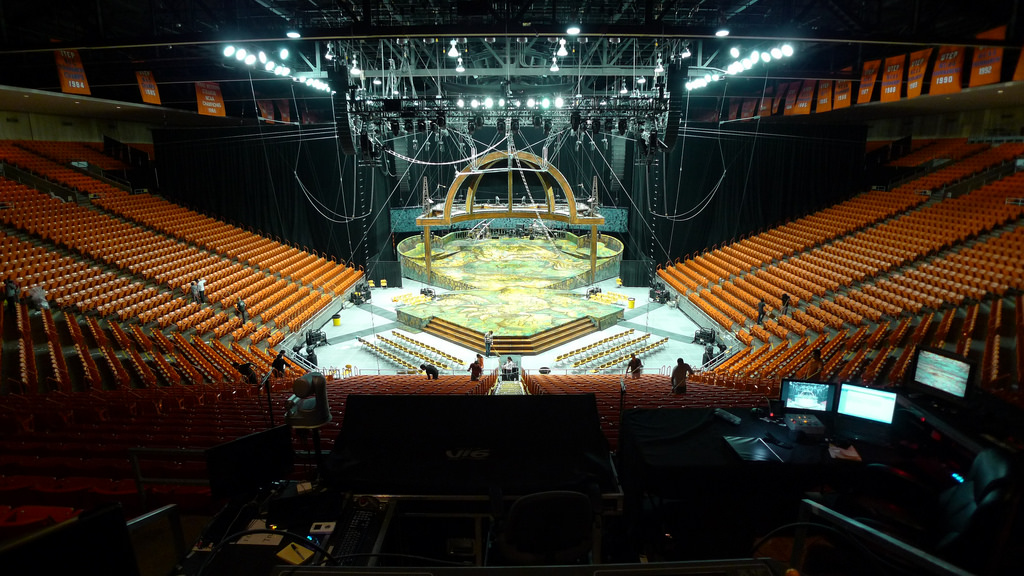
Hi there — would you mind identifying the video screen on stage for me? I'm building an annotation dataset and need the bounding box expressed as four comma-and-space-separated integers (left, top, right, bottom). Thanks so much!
836, 384, 898, 424
779, 379, 836, 414
912, 347, 972, 401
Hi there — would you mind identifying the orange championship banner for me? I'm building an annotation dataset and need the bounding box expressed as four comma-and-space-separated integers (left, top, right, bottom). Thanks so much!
816, 80, 833, 113
793, 80, 815, 115
880, 55, 905, 102
758, 86, 773, 116
54, 49, 91, 95
276, 100, 291, 123
257, 100, 276, 122
906, 48, 932, 99
931, 45, 964, 95
740, 98, 757, 119
969, 26, 1006, 87
782, 81, 801, 115
1015, 45, 1024, 81
135, 71, 161, 105
195, 82, 226, 117
772, 82, 787, 114
833, 68, 853, 110
857, 59, 881, 104
728, 99, 740, 121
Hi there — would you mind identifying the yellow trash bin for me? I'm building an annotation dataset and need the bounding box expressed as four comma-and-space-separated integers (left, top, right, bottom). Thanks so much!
332, 313, 341, 326
627, 297, 635, 309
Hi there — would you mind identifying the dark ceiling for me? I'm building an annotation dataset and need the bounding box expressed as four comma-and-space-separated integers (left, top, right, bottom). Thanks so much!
0, 1, 1020, 123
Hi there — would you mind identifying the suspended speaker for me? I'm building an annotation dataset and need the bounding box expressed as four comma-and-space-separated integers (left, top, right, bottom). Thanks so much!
334, 92, 357, 155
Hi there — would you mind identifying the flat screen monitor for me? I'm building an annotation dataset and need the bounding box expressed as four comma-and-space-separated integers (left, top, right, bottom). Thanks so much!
836, 384, 898, 424
910, 347, 973, 403
205, 425, 295, 501
779, 378, 836, 415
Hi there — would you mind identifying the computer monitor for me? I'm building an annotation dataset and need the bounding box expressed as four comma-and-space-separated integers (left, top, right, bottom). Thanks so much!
909, 347, 973, 405
205, 425, 295, 501
836, 384, 898, 424
779, 378, 836, 415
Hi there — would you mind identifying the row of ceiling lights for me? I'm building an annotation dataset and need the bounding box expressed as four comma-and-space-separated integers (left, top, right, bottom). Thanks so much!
685, 43, 794, 90
222, 44, 333, 93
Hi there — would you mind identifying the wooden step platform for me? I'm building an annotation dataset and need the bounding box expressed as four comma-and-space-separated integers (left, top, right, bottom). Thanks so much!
425, 317, 598, 356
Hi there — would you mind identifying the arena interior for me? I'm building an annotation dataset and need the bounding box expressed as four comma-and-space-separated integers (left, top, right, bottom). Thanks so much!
1, 2, 1024, 575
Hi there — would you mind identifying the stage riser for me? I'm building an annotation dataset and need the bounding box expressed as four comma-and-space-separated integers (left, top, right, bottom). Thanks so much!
425, 318, 597, 356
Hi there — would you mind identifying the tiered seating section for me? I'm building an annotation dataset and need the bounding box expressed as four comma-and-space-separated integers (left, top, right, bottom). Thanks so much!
657, 139, 1024, 397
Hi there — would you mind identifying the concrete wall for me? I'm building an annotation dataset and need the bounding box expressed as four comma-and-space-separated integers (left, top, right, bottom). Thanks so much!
867, 104, 1024, 141
0, 110, 154, 143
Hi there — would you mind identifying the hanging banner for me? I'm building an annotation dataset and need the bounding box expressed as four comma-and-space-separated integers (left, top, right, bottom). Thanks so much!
54, 50, 91, 95
816, 80, 833, 113
931, 46, 964, 95
257, 100, 276, 122
969, 26, 1006, 87
857, 59, 881, 104
759, 87, 773, 116
740, 98, 757, 119
135, 71, 161, 105
195, 82, 226, 117
906, 48, 932, 99
276, 99, 291, 123
833, 68, 853, 110
880, 54, 905, 102
793, 80, 815, 115
772, 82, 787, 114
1015, 45, 1024, 81
728, 99, 740, 120
782, 81, 801, 115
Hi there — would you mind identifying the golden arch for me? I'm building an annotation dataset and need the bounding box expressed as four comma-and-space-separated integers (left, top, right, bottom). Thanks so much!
415, 149, 604, 284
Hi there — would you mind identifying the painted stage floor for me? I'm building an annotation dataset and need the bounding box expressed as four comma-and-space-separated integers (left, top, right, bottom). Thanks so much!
312, 277, 720, 379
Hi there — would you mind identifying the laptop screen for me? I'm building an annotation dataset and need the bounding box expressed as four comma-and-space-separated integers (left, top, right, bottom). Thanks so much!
836, 384, 897, 424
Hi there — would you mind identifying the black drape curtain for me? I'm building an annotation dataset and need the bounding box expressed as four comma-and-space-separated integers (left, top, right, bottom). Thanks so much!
628, 121, 867, 269
153, 121, 864, 275
153, 124, 392, 268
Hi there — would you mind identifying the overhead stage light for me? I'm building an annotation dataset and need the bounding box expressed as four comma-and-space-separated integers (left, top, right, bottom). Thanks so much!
781, 44, 794, 57
235, 48, 247, 61
448, 39, 459, 58
761, 52, 771, 63
279, 48, 289, 60
286, 30, 301, 39
654, 57, 664, 74
258, 51, 267, 64
541, 97, 550, 108
223, 45, 236, 57
456, 57, 465, 73
771, 47, 782, 59
265, 61, 276, 71
567, 25, 581, 35
350, 58, 361, 75
557, 39, 568, 57
484, 97, 494, 108
244, 54, 256, 65
730, 47, 740, 58
554, 96, 564, 108
681, 46, 692, 58
550, 56, 559, 72
715, 28, 729, 37
526, 97, 536, 107
619, 80, 628, 94
637, 76, 646, 85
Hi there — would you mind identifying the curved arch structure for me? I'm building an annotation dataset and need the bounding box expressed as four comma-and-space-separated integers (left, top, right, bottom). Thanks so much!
415, 150, 605, 284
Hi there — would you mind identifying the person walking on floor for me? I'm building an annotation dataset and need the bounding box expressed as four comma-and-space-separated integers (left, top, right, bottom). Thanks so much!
627, 353, 643, 379
756, 298, 766, 325
468, 354, 484, 381
484, 330, 494, 357
189, 281, 200, 304
236, 298, 248, 324
780, 293, 791, 317
671, 358, 695, 394
197, 277, 207, 303
4, 277, 18, 311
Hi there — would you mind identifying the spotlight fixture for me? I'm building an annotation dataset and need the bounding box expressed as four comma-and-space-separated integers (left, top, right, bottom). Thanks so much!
637, 76, 646, 85
223, 45, 236, 57
550, 56, 559, 72
619, 80, 628, 94
557, 39, 568, 57
554, 96, 564, 108
456, 57, 465, 73
448, 39, 459, 58
350, 57, 361, 75
470, 98, 479, 108
654, 56, 664, 74
567, 24, 581, 35
730, 47, 740, 58
324, 43, 334, 61
234, 48, 247, 61
715, 28, 729, 37
373, 78, 382, 85
484, 97, 494, 108
286, 30, 301, 39
457, 98, 465, 108
761, 52, 771, 63
680, 43, 692, 58
244, 54, 257, 65
771, 47, 783, 59
781, 44, 794, 57
279, 48, 289, 60
265, 61, 276, 71
541, 97, 551, 108
526, 98, 536, 107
